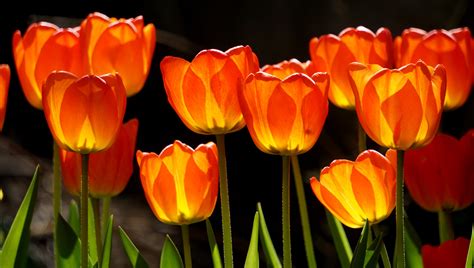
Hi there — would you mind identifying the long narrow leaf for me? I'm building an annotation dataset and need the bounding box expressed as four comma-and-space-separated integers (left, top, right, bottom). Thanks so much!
118, 226, 149, 268
205, 219, 222, 268
364, 233, 383, 268
160, 235, 183, 268
405, 214, 422, 268
0, 165, 40, 268
245, 212, 260, 268
257, 203, 281, 267
56, 214, 80, 267
88, 198, 98, 265
101, 215, 113, 268
68, 200, 80, 236
326, 210, 352, 268
466, 225, 474, 268
350, 220, 369, 268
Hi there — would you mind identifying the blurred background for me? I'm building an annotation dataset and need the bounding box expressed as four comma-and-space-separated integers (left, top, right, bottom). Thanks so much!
0, 0, 473, 266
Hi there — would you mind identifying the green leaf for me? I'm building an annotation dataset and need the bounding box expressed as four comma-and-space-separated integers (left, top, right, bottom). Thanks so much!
88, 198, 98, 265
245, 212, 260, 268
118, 226, 149, 268
350, 220, 369, 268
68, 200, 80, 237
326, 209, 352, 268
466, 224, 474, 268
101, 215, 113, 268
364, 233, 383, 268
56, 214, 80, 268
257, 203, 281, 268
160, 234, 184, 268
405, 215, 422, 268
0, 165, 40, 268
205, 219, 222, 268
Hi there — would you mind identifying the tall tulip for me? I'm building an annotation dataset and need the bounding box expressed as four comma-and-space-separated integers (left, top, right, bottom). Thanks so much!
0, 65, 10, 130
394, 28, 472, 109
80, 12, 156, 96
60, 119, 139, 197
310, 149, 396, 228
13, 23, 82, 109
309, 26, 393, 109
422, 238, 470, 268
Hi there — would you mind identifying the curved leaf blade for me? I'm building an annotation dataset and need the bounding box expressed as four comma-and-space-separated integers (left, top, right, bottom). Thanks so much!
205, 219, 222, 268
101, 215, 114, 268
257, 203, 281, 268
160, 235, 183, 268
244, 211, 260, 268
118, 226, 149, 268
56, 214, 80, 267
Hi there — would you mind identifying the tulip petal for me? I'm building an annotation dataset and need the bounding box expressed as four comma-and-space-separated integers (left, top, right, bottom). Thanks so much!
0, 65, 10, 130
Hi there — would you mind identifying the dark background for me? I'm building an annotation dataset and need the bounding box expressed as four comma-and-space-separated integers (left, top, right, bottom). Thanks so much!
0, 0, 473, 267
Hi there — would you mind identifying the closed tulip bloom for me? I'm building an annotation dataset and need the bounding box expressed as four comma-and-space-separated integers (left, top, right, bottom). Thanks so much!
310, 150, 396, 228
42, 71, 126, 153
394, 28, 472, 109
261, 59, 317, 79
239, 71, 329, 155
60, 119, 139, 197
136, 141, 219, 225
386, 130, 474, 212
422, 238, 470, 268
80, 12, 156, 96
0, 65, 10, 130
161, 45, 259, 135
309, 26, 393, 109
13, 23, 82, 109
348, 61, 446, 150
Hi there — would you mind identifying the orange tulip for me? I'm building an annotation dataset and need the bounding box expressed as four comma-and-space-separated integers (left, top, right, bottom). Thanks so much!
348, 60, 446, 150
136, 141, 219, 225
80, 12, 156, 96
239, 71, 329, 155
60, 119, 138, 197
161, 45, 259, 135
0, 65, 10, 130
13, 23, 82, 109
261, 59, 317, 79
309, 26, 393, 109
386, 130, 474, 212
42, 71, 126, 153
310, 150, 396, 228
422, 238, 470, 268
394, 28, 472, 109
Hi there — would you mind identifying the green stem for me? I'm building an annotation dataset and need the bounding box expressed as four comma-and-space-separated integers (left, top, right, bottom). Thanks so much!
182, 225, 192, 268
325, 210, 352, 268
290, 155, 316, 268
53, 142, 61, 267
92, 198, 102, 264
357, 120, 366, 152
438, 210, 454, 243
101, 197, 111, 241
282, 155, 291, 268
81, 154, 90, 268
373, 225, 391, 268
216, 134, 233, 268
394, 150, 405, 268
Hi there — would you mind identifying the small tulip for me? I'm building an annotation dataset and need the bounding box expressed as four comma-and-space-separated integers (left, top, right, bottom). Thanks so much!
60, 119, 138, 197
310, 150, 396, 228
239, 71, 329, 155
394, 28, 472, 109
309, 26, 393, 109
161, 45, 259, 135
136, 141, 219, 225
422, 237, 470, 268
261, 59, 317, 79
0, 65, 10, 130
348, 60, 446, 150
13, 23, 82, 109
42, 71, 126, 153
80, 12, 156, 96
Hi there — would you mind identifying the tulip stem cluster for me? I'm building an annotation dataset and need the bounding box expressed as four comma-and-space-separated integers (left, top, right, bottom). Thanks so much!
52, 142, 61, 267
290, 155, 317, 268
281, 155, 292, 268
181, 225, 192, 268
80, 154, 90, 268
215, 134, 233, 268
438, 210, 454, 243
395, 150, 405, 268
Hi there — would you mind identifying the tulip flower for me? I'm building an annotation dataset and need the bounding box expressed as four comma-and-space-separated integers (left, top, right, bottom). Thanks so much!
42, 71, 127, 154
160, 45, 259, 135
239, 71, 329, 155
422, 238, 470, 268
13, 23, 82, 109
309, 26, 393, 109
394, 28, 472, 109
348, 60, 446, 150
261, 59, 317, 79
80, 12, 156, 96
310, 150, 396, 228
0, 65, 10, 130
60, 119, 139, 197
136, 141, 219, 225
